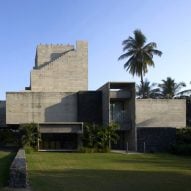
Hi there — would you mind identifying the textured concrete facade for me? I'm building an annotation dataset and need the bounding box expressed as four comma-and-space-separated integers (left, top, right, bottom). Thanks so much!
6, 92, 77, 124
31, 41, 88, 92
6, 41, 87, 125
136, 99, 186, 128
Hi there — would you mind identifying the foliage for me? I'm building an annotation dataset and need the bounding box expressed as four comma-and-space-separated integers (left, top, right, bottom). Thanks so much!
171, 144, 191, 156
19, 123, 40, 149
170, 128, 191, 156
83, 123, 119, 152
159, 77, 186, 98
83, 123, 98, 148
118, 29, 162, 98
176, 128, 191, 144
136, 79, 161, 98
96, 123, 119, 150
24, 145, 35, 154
0, 129, 19, 147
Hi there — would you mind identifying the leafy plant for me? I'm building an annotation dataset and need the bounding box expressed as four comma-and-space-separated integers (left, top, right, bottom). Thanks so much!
82, 123, 119, 152
19, 123, 40, 150
170, 128, 191, 155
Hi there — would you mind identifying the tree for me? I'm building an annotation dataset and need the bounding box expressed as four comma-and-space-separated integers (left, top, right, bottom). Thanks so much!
118, 29, 162, 98
136, 79, 161, 98
159, 77, 186, 98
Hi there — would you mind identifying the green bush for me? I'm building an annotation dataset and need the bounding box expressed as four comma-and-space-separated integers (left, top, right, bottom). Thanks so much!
171, 144, 191, 156
24, 145, 35, 154
82, 123, 119, 152
170, 128, 191, 155
176, 128, 191, 144
0, 129, 19, 147
19, 123, 40, 150
79, 147, 111, 153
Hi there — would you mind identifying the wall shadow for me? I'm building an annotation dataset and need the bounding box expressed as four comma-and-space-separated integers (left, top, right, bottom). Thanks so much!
0, 151, 16, 187
45, 94, 77, 122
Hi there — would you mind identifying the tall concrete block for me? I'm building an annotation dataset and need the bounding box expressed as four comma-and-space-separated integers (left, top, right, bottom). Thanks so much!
31, 41, 88, 92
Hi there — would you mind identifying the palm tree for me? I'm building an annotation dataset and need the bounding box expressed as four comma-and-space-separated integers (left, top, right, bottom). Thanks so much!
136, 79, 161, 98
159, 77, 186, 98
118, 29, 162, 98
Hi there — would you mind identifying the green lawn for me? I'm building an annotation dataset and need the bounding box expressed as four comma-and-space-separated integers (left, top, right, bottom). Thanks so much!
0, 151, 15, 188
27, 152, 191, 191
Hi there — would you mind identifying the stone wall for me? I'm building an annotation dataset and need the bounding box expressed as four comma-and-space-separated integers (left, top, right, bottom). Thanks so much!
31, 41, 88, 92
136, 99, 186, 128
6, 92, 77, 124
137, 127, 176, 152
9, 149, 27, 188
0, 101, 6, 126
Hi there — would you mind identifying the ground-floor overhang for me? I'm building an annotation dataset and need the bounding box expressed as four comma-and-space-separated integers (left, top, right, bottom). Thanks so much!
37, 122, 83, 151
38, 122, 83, 134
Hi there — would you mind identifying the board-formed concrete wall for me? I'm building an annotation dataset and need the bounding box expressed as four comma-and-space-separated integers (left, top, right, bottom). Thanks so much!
136, 99, 186, 128
31, 41, 88, 92
6, 92, 77, 124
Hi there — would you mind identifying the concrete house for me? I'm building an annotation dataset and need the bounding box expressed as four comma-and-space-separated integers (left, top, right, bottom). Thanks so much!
0, 40, 187, 152
5, 41, 136, 151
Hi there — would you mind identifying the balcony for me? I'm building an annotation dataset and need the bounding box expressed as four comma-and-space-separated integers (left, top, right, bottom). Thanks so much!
110, 90, 131, 99
110, 111, 132, 130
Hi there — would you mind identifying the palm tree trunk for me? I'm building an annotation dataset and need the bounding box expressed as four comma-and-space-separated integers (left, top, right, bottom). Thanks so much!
140, 72, 144, 98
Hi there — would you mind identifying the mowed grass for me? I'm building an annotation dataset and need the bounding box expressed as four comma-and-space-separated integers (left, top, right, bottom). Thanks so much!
0, 151, 15, 188
27, 152, 191, 191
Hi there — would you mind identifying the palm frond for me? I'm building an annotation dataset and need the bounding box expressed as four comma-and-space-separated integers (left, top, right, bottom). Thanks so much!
118, 50, 135, 60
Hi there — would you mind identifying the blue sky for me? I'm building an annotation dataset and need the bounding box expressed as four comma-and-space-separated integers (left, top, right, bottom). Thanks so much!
0, 0, 191, 99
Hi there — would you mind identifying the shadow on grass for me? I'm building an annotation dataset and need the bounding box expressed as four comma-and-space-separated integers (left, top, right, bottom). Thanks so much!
29, 168, 191, 191
112, 154, 191, 171
0, 151, 16, 188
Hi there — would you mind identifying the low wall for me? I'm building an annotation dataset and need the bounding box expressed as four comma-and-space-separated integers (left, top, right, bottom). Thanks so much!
9, 149, 27, 188
137, 127, 176, 152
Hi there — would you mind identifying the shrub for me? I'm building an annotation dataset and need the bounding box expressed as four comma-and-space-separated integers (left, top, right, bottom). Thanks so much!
176, 128, 191, 144
171, 144, 191, 156
170, 128, 191, 155
0, 129, 19, 147
82, 123, 119, 152
19, 123, 40, 150
24, 145, 35, 154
